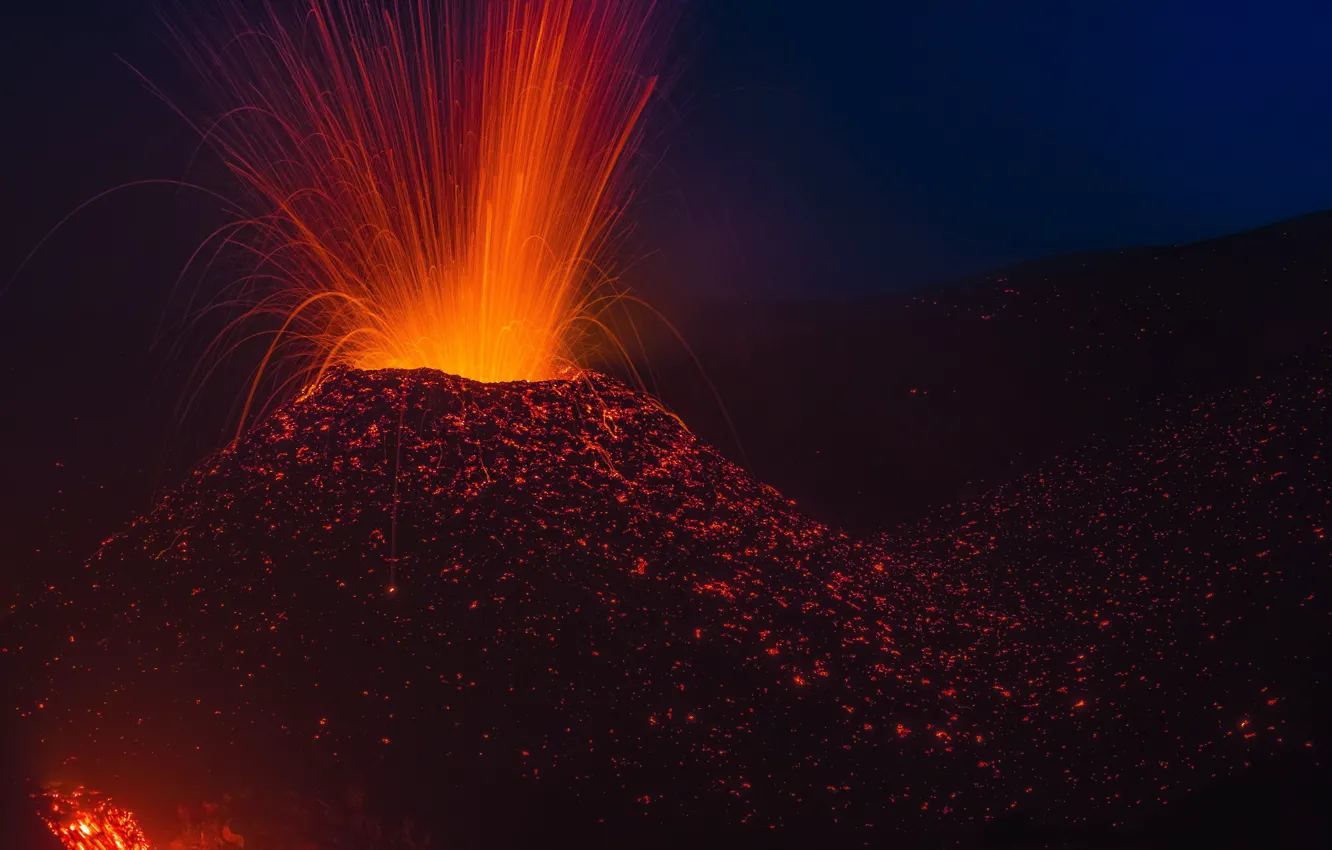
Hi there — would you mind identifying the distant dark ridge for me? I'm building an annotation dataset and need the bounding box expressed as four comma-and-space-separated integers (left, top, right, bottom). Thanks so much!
926, 208, 1332, 300
626, 211, 1332, 532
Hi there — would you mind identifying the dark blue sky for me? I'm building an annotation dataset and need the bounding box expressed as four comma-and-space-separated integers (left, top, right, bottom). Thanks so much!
3, 0, 1331, 299
644, 0, 1332, 295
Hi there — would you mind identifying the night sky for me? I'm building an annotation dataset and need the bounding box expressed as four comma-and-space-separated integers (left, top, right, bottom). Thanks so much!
658, 0, 1332, 295
3, 0, 1332, 303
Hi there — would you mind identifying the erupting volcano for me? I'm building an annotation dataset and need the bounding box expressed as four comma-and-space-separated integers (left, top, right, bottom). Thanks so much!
5, 0, 1329, 846
162, 0, 665, 429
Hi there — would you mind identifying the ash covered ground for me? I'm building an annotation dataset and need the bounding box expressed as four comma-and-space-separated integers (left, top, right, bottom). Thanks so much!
9, 337, 1328, 845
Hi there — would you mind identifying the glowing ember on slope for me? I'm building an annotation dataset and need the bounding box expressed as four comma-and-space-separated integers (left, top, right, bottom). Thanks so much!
15, 345, 1328, 835
160, 0, 665, 420
39, 788, 152, 850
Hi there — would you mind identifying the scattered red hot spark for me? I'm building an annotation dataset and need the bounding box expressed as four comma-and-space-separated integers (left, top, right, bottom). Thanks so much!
158, 0, 665, 424
20, 345, 1326, 830
39, 787, 152, 850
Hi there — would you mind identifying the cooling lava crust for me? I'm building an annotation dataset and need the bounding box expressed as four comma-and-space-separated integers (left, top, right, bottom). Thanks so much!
22, 356, 1328, 842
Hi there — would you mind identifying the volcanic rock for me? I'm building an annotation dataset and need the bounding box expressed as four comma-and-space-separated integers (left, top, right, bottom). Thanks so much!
17, 350, 1330, 842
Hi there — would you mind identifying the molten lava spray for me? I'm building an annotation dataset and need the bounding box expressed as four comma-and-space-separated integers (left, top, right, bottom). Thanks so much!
39, 788, 152, 850
168, 0, 663, 407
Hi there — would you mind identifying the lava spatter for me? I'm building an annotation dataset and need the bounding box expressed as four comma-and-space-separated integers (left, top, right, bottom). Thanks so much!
39, 787, 151, 850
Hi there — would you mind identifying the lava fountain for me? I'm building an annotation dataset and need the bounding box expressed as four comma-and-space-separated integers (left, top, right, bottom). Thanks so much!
158, 0, 665, 425
39, 788, 152, 850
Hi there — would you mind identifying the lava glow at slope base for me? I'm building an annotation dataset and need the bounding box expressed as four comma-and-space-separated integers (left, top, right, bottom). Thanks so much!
170, 0, 661, 402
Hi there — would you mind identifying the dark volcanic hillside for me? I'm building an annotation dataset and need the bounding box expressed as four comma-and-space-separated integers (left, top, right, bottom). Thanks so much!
11, 346, 1328, 845
635, 212, 1332, 532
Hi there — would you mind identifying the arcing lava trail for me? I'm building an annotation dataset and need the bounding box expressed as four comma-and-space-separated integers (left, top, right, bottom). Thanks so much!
18, 346, 1329, 839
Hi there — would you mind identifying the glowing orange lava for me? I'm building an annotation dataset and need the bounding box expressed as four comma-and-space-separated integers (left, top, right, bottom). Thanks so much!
166, 0, 663, 403
40, 788, 152, 850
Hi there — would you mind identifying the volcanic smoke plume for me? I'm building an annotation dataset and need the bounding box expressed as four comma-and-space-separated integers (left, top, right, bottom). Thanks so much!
20, 345, 1328, 838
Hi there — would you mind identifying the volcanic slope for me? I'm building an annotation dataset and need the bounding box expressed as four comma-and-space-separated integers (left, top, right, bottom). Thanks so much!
18, 347, 1329, 839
